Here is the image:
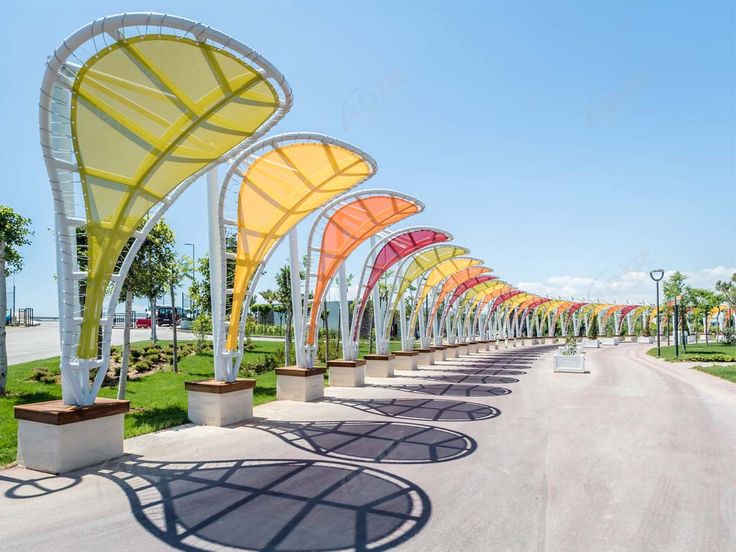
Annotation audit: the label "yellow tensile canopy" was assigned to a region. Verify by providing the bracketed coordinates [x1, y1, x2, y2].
[393, 245, 470, 305]
[412, 257, 482, 318]
[422, 266, 492, 335]
[73, 35, 282, 358]
[226, 140, 375, 350]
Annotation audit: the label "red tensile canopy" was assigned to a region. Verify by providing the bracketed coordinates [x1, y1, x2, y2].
[360, 229, 450, 310]
[490, 290, 522, 312]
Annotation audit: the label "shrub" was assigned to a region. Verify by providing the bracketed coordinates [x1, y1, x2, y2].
[132, 359, 154, 372]
[192, 314, 212, 352]
[720, 328, 736, 346]
[28, 367, 60, 384]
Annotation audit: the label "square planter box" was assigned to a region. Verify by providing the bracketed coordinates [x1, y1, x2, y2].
[327, 359, 366, 387]
[276, 367, 326, 402]
[186, 379, 255, 426]
[457, 344, 469, 356]
[582, 339, 600, 348]
[432, 346, 446, 363]
[15, 398, 130, 474]
[364, 354, 395, 377]
[554, 354, 586, 373]
[601, 337, 620, 346]
[394, 351, 419, 370]
[445, 344, 460, 358]
[415, 348, 434, 367]
[637, 336, 654, 344]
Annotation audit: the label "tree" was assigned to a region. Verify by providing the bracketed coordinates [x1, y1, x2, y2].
[189, 256, 211, 316]
[716, 273, 735, 311]
[0, 206, 33, 395]
[663, 271, 688, 301]
[275, 264, 294, 365]
[664, 271, 688, 344]
[686, 287, 722, 345]
[587, 314, 598, 339]
[116, 219, 176, 399]
[165, 254, 188, 372]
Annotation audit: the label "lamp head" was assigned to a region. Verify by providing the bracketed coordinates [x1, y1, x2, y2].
[649, 269, 665, 282]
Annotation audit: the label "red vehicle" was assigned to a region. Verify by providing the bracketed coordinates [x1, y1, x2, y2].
[135, 316, 152, 329]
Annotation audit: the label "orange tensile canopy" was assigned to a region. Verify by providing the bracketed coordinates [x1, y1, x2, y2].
[307, 195, 420, 344]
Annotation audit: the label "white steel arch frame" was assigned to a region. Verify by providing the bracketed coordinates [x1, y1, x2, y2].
[214, 133, 377, 380]
[380, 244, 469, 352]
[410, 260, 486, 347]
[41, 12, 292, 405]
[347, 226, 452, 359]
[433, 272, 493, 344]
[299, 189, 424, 368]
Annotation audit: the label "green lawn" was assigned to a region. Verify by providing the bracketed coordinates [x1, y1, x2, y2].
[693, 364, 736, 384]
[0, 339, 283, 467]
[646, 342, 736, 363]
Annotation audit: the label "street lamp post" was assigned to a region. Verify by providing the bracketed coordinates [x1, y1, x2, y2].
[649, 269, 664, 356]
[184, 242, 196, 314]
[674, 294, 681, 358]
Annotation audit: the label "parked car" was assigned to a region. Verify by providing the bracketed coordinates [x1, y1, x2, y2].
[135, 316, 151, 329]
[156, 306, 183, 327]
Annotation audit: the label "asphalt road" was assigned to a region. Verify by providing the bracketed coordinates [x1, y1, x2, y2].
[1, 343, 734, 551]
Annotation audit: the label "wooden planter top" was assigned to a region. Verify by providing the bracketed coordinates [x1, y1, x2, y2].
[394, 351, 419, 357]
[14, 398, 130, 426]
[327, 359, 366, 368]
[363, 354, 396, 361]
[185, 379, 256, 394]
[275, 367, 327, 377]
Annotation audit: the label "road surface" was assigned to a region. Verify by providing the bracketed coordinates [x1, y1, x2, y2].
[1, 343, 734, 551]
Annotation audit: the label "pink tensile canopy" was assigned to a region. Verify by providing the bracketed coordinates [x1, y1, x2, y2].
[361, 229, 450, 310]
[353, 229, 450, 341]
[618, 305, 639, 322]
[447, 275, 498, 308]
[567, 302, 586, 316]
[490, 290, 523, 312]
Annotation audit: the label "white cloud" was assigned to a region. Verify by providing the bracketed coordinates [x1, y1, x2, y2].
[517, 266, 735, 304]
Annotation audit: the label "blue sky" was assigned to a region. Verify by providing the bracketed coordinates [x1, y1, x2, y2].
[1, 0, 734, 314]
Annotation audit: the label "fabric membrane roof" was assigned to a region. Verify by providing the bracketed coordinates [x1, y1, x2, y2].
[227, 140, 375, 350]
[307, 195, 420, 344]
[73, 34, 281, 358]
[352, 228, 450, 341]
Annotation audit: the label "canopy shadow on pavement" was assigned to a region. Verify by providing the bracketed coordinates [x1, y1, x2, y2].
[248, 419, 477, 464]
[99, 456, 431, 552]
[323, 397, 501, 422]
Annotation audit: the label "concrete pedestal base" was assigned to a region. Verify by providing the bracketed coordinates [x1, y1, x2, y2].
[458, 344, 469, 356]
[394, 351, 419, 371]
[433, 346, 446, 362]
[416, 349, 433, 367]
[445, 345, 459, 359]
[185, 379, 255, 426]
[14, 399, 130, 474]
[276, 367, 326, 401]
[364, 354, 395, 377]
[468, 342, 477, 354]
[327, 359, 366, 387]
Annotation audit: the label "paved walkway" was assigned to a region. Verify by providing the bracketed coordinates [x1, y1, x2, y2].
[1, 343, 734, 551]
